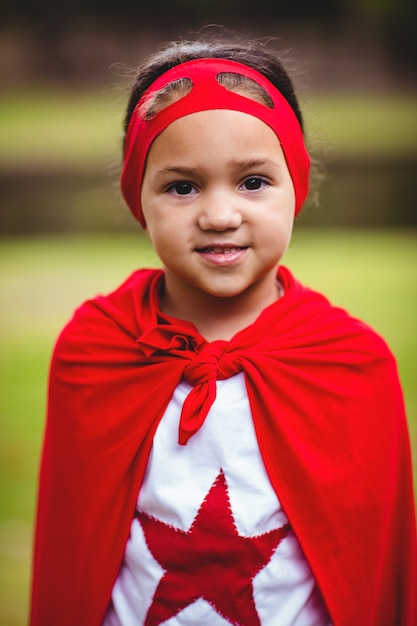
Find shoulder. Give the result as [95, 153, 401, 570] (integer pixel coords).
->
[274, 267, 405, 416]
[278, 266, 396, 364]
[53, 268, 163, 361]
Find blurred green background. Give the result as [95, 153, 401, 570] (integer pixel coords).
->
[1, 0, 416, 624]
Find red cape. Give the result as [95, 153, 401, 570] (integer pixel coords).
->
[31, 267, 417, 626]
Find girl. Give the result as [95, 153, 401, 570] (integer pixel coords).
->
[31, 36, 416, 625]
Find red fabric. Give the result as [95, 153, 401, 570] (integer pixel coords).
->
[30, 266, 417, 626]
[137, 471, 290, 625]
[121, 58, 310, 226]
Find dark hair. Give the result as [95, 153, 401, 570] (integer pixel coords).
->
[123, 37, 304, 144]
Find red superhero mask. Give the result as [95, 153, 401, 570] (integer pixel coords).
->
[121, 58, 310, 227]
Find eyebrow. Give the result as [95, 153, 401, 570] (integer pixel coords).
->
[154, 158, 279, 178]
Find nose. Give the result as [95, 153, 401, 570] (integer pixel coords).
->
[197, 189, 243, 231]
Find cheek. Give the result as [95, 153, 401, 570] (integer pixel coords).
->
[140, 186, 153, 229]
[261, 211, 294, 254]
[264, 231, 290, 258]
[146, 218, 181, 256]
[141, 196, 170, 242]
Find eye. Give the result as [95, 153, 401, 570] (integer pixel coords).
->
[168, 181, 197, 196]
[240, 177, 268, 191]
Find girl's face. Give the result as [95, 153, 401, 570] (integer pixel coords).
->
[141, 109, 296, 313]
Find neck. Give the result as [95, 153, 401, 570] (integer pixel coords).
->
[160, 274, 282, 342]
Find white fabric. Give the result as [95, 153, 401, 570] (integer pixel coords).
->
[104, 374, 331, 625]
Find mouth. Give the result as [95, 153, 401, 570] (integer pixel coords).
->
[197, 245, 247, 254]
[196, 244, 248, 266]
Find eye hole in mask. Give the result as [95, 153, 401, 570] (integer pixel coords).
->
[140, 72, 274, 120]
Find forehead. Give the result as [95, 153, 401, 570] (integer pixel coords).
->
[146, 109, 285, 168]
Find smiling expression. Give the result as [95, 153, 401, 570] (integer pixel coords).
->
[141, 109, 296, 316]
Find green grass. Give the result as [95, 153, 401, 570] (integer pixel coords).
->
[303, 92, 417, 158]
[0, 90, 125, 168]
[0, 230, 416, 625]
[0, 90, 416, 168]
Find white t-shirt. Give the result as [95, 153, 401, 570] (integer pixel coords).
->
[104, 373, 331, 625]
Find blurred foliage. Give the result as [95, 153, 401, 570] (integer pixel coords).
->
[2, 0, 345, 22]
[2, 0, 416, 64]
[2, 0, 413, 22]
[347, 0, 416, 60]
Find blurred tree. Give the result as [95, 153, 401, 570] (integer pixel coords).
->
[2, 0, 415, 67]
[3, 0, 345, 22]
[347, 0, 416, 62]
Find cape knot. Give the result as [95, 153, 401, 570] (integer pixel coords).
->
[137, 325, 201, 357]
[182, 341, 240, 386]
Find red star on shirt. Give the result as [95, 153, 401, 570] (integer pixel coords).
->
[137, 471, 290, 625]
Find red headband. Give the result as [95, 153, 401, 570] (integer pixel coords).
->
[121, 58, 310, 227]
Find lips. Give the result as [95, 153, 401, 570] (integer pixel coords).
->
[196, 244, 248, 266]
[198, 246, 245, 254]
